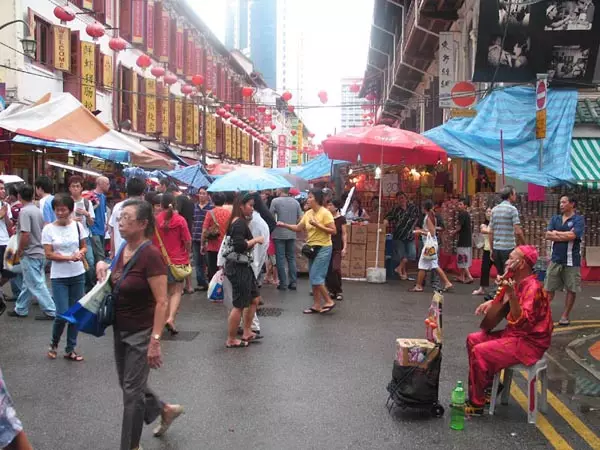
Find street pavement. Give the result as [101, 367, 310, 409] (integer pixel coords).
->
[1, 277, 600, 450]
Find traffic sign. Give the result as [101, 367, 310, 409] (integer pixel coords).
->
[536, 109, 546, 139]
[450, 81, 477, 109]
[450, 108, 477, 118]
[536, 79, 547, 111]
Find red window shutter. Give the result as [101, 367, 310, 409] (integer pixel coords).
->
[119, 0, 132, 42]
[63, 31, 81, 99]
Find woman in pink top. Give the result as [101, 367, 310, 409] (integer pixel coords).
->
[153, 193, 191, 335]
[202, 192, 231, 280]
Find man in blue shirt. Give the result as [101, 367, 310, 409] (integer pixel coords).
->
[545, 194, 584, 326]
[89, 176, 109, 275]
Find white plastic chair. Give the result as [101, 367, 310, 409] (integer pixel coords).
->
[488, 353, 548, 424]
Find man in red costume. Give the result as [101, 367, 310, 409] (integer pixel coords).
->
[465, 245, 553, 416]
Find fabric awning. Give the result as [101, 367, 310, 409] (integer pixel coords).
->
[295, 154, 345, 181]
[165, 164, 213, 189]
[572, 138, 600, 189]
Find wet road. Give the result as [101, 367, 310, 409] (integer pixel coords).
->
[1, 277, 599, 449]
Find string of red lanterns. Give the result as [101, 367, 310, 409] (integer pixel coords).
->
[53, 6, 75, 24]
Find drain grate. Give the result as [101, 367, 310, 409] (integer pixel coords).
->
[161, 331, 200, 341]
[257, 307, 283, 317]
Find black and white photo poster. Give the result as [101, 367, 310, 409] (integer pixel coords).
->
[474, 0, 600, 83]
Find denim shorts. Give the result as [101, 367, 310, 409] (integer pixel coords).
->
[392, 239, 416, 262]
[308, 245, 332, 286]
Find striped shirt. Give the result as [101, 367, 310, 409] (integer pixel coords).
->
[489, 200, 520, 250]
[192, 203, 213, 242]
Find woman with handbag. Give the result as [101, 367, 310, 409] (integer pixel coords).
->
[202, 192, 231, 281]
[42, 193, 87, 362]
[409, 200, 453, 293]
[473, 208, 493, 296]
[223, 193, 264, 348]
[153, 193, 192, 335]
[277, 189, 337, 314]
[96, 199, 183, 450]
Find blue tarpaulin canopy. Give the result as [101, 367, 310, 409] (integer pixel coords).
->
[295, 154, 345, 181]
[13, 135, 130, 162]
[424, 86, 578, 187]
[165, 164, 213, 189]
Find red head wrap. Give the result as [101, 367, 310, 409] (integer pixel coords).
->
[516, 245, 538, 268]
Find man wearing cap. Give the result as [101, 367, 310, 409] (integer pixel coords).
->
[464, 245, 553, 416]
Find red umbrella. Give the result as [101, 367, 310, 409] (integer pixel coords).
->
[322, 125, 446, 165]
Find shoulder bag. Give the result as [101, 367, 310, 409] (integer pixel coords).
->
[155, 226, 193, 281]
[205, 209, 220, 241]
[97, 241, 151, 330]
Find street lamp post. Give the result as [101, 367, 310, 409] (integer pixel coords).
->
[0, 20, 37, 58]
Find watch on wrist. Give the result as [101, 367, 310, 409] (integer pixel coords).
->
[151, 333, 161, 341]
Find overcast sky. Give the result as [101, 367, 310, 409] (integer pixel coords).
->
[188, 0, 374, 140]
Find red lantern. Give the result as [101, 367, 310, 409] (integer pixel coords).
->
[245, 126, 252, 133]
[216, 108, 226, 116]
[309, 132, 315, 138]
[54, 6, 75, 24]
[191, 74, 204, 87]
[164, 73, 177, 85]
[318, 90, 328, 104]
[224, 104, 231, 112]
[257, 105, 266, 113]
[136, 54, 151, 70]
[241, 86, 254, 97]
[150, 66, 165, 78]
[291, 130, 297, 136]
[223, 112, 232, 119]
[234, 104, 243, 113]
[181, 84, 193, 95]
[108, 37, 127, 52]
[281, 91, 292, 102]
[365, 92, 377, 101]
[287, 105, 295, 113]
[248, 115, 256, 123]
[350, 83, 360, 93]
[86, 22, 105, 40]
[269, 123, 276, 131]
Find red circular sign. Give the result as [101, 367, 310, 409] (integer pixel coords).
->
[451, 82, 477, 108]
[537, 81, 547, 109]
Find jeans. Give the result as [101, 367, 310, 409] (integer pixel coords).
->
[84, 237, 95, 291]
[51, 274, 85, 353]
[15, 256, 56, 316]
[192, 241, 208, 286]
[274, 238, 297, 288]
[114, 327, 164, 450]
[10, 273, 22, 299]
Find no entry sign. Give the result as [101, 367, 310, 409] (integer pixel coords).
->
[536, 78, 547, 111]
[450, 81, 477, 109]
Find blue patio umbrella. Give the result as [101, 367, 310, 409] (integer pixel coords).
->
[207, 167, 292, 192]
[165, 164, 212, 189]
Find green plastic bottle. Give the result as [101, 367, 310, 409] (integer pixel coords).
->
[450, 381, 466, 430]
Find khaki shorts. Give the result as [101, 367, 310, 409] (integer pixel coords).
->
[544, 262, 581, 293]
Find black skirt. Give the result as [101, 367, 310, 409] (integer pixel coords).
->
[225, 261, 259, 309]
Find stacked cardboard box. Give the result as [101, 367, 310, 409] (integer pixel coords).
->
[341, 225, 351, 277]
[341, 224, 387, 278]
[366, 224, 386, 268]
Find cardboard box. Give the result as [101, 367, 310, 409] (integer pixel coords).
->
[367, 223, 383, 234]
[341, 258, 350, 270]
[586, 246, 600, 267]
[395, 339, 436, 367]
[350, 265, 366, 278]
[342, 224, 351, 243]
[349, 244, 366, 262]
[351, 225, 367, 244]
[367, 233, 386, 245]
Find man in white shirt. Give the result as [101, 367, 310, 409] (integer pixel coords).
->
[69, 176, 95, 291]
[108, 178, 146, 258]
[0, 180, 14, 312]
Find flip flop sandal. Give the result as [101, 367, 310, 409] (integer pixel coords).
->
[48, 346, 58, 360]
[303, 307, 321, 314]
[64, 352, 84, 362]
[225, 341, 249, 348]
[320, 303, 336, 314]
[242, 334, 264, 344]
[408, 287, 424, 292]
[335, 294, 343, 301]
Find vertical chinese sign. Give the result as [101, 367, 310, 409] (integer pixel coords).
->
[105, 0, 113, 27]
[205, 53, 214, 93]
[146, 0, 155, 54]
[438, 32, 455, 109]
[225, 124, 232, 158]
[263, 143, 272, 168]
[157, 5, 170, 63]
[132, 0, 144, 45]
[131, 73, 138, 131]
[277, 135, 286, 168]
[232, 126, 238, 159]
[185, 31, 194, 81]
[80, 42, 96, 111]
[185, 101, 195, 145]
[102, 55, 113, 90]
[176, 23, 184, 75]
[146, 78, 157, 134]
[174, 97, 183, 143]
[53, 25, 70, 72]
[161, 86, 170, 138]
[297, 120, 303, 163]
[242, 133, 249, 162]
[193, 106, 199, 146]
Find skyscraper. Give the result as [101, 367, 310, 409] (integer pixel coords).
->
[225, 0, 277, 88]
[340, 78, 365, 129]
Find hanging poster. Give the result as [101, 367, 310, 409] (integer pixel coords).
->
[161, 86, 170, 138]
[263, 143, 272, 168]
[205, 54, 214, 92]
[277, 135, 286, 168]
[146, 78, 157, 134]
[131, 73, 138, 131]
[53, 25, 70, 72]
[242, 133, 248, 162]
[474, 0, 600, 83]
[132, 0, 144, 44]
[174, 97, 183, 143]
[102, 54, 113, 89]
[80, 42, 96, 111]
[146, 0, 155, 54]
[195, 44, 203, 76]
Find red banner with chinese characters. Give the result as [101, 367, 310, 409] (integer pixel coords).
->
[132, 0, 144, 44]
[195, 44, 203, 79]
[278, 135, 286, 168]
[176, 23, 184, 75]
[104, 0, 113, 26]
[146, 0, 154, 54]
[185, 30, 194, 80]
[205, 53, 214, 93]
[156, 6, 169, 63]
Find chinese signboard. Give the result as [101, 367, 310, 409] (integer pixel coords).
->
[185, 101, 195, 145]
[263, 143, 272, 168]
[174, 97, 183, 143]
[146, 78, 157, 134]
[536, 74, 548, 139]
[176, 23, 184, 75]
[290, 118, 298, 165]
[146, 0, 155, 54]
[297, 120, 303, 159]
[193, 106, 199, 147]
[80, 42, 96, 111]
[132, 0, 144, 44]
[103, 54, 113, 89]
[225, 124, 232, 158]
[131, 73, 138, 131]
[159, 8, 170, 62]
[438, 31, 456, 108]
[185, 31, 194, 80]
[161, 86, 169, 138]
[242, 133, 249, 162]
[277, 135, 286, 168]
[53, 25, 70, 72]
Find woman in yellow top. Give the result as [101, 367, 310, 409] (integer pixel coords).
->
[277, 189, 337, 314]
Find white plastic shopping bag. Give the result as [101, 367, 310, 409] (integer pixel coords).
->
[422, 233, 438, 261]
[207, 269, 225, 302]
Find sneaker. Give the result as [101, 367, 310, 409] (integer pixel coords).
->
[288, 284, 297, 291]
[464, 402, 484, 417]
[558, 317, 570, 326]
[277, 285, 287, 291]
[7, 310, 27, 318]
[35, 314, 55, 321]
[153, 404, 184, 437]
